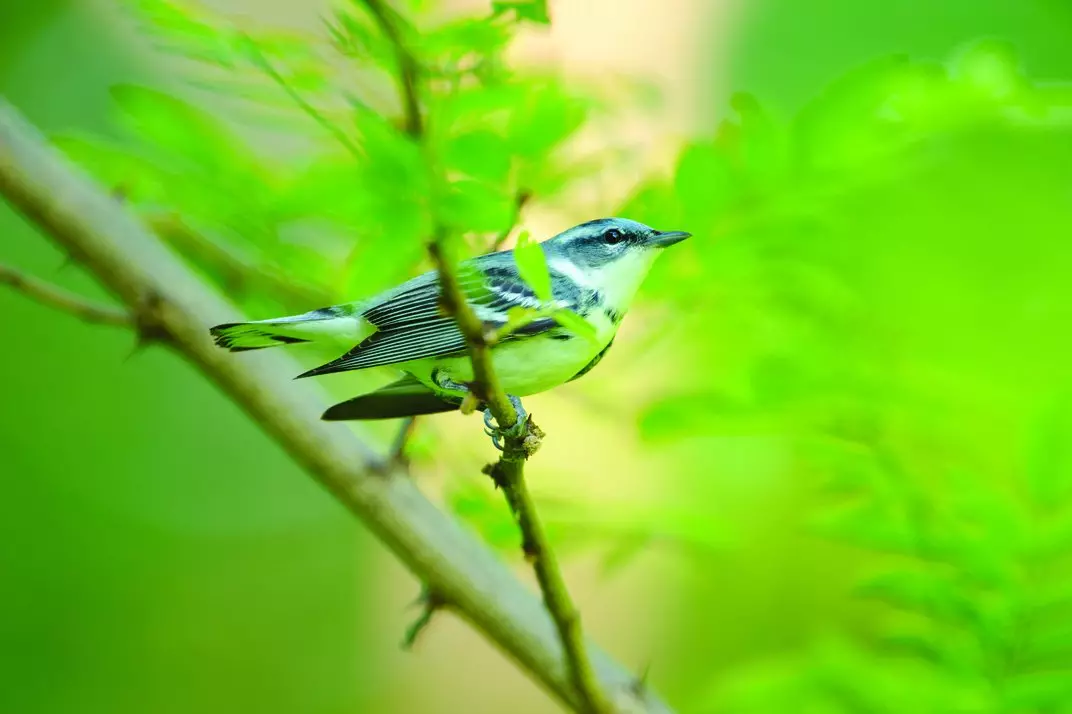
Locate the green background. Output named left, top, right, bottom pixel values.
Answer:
left=3, top=1, right=1072, bottom=712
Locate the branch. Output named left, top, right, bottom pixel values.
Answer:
left=241, top=37, right=365, bottom=159
left=359, top=3, right=612, bottom=710
left=492, top=190, right=532, bottom=251
left=0, top=99, right=671, bottom=714
left=360, top=0, right=423, bottom=138
left=429, top=235, right=611, bottom=714
left=0, top=262, right=131, bottom=327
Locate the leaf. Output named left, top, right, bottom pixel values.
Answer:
left=508, top=81, right=588, bottom=159
left=492, top=0, right=550, bottom=25
left=438, top=179, right=514, bottom=233
left=420, top=15, right=514, bottom=68
left=442, top=129, right=511, bottom=183
left=125, top=0, right=236, bottom=66
left=109, top=84, right=258, bottom=177
left=549, top=308, right=598, bottom=345
left=512, top=229, right=552, bottom=301
left=326, top=4, right=397, bottom=68
left=52, top=134, right=175, bottom=204
left=855, top=570, right=982, bottom=631
left=495, top=306, right=545, bottom=340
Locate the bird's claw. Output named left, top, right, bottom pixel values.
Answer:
left=482, top=396, right=527, bottom=450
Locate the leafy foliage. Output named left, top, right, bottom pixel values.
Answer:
left=47, top=1, right=1072, bottom=709
left=59, top=0, right=599, bottom=318
left=621, top=42, right=1072, bottom=713
left=57, top=0, right=625, bottom=562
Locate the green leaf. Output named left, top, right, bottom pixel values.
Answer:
left=109, top=84, right=258, bottom=177
left=508, top=81, right=588, bottom=159
left=438, top=179, right=514, bottom=233
left=52, top=134, right=175, bottom=205
left=442, top=129, right=511, bottom=183
left=125, top=0, right=236, bottom=67
left=550, top=308, right=598, bottom=344
left=495, top=306, right=545, bottom=340
left=420, top=16, right=514, bottom=67
left=492, top=0, right=550, bottom=25
left=512, top=230, right=552, bottom=301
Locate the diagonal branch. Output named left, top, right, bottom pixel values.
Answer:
left=0, top=98, right=671, bottom=714
left=0, top=262, right=131, bottom=327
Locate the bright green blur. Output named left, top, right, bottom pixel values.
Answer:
left=3, top=1, right=1072, bottom=713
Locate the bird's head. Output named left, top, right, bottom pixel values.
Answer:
left=542, top=217, right=691, bottom=310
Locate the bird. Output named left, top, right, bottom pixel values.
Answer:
left=209, top=217, right=690, bottom=445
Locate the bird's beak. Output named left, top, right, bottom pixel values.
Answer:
left=648, top=230, right=692, bottom=248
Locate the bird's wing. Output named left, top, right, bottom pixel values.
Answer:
left=298, top=254, right=560, bottom=378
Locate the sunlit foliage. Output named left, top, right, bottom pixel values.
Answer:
left=625, top=42, right=1072, bottom=713
left=51, top=1, right=1072, bottom=709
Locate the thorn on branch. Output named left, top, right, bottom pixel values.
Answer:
left=630, top=661, right=652, bottom=698
left=481, top=461, right=506, bottom=490
left=132, top=290, right=172, bottom=348
left=388, top=416, right=418, bottom=466
left=402, top=586, right=447, bottom=651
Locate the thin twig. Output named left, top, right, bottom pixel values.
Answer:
left=388, top=415, right=418, bottom=464
left=0, top=262, right=131, bottom=327
left=0, top=98, right=671, bottom=714
left=360, top=0, right=423, bottom=137
left=241, top=35, right=364, bottom=159
left=491, top=190, right=532, bottom=251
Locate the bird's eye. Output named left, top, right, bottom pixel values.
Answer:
left=603, top=228, right=624, bottom=244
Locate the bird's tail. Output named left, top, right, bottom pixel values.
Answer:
left=210, top=306, right=362, bottom=352
left=322, top=375, right=464, bottom=420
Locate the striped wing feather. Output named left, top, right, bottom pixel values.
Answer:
left=299, top=253, right=552, bottom=378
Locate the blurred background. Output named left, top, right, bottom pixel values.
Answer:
left=3, top=0, right=1072, bottom=712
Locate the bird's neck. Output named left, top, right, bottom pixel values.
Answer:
left=547, top=251, right=657, bottom=316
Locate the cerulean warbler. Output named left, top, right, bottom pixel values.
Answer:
left=210, top=217, right=690, bottom=436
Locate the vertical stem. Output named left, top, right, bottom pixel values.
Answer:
left=360, top=5, right=612, bottom=710
left=431, top=236, right=611, bottom=714
left=490, top=457, right=610, bottom=714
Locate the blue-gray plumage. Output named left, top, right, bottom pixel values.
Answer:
left=210, top=217, right=690, bottom=423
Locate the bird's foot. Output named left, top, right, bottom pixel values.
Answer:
left=483, top=395, right=527, bottom=451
